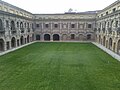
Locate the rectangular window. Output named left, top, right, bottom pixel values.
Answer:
left=101, top=14, right=103, bottom=17
left=113, top=8, right=116, bottom=13
left=116, top=21, right=118, bottom=27
left=36, top=24, right=39, bottom=28
left=54, top=24, right=58, bottom=28
left=88, top=24, right=92, bottom=28
left=106, top=12, right=108, bottom=15
left=45, top=24, right=49, bottom=28
left=6, top=20, right=9, bottom=28
left=71, top=24, right=75, bottom=28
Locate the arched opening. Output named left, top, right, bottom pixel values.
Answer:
left=79, top=34, right=84, bottom=40
left=32, top=34, right=34, bottom=41
left=103, top=36, right=106, bottom=46
left=20, top=36, right=24, bottom=45
left=27, top=35, right=30, bottom=43
left=106, top=40, right=108, bottom=48
left=6, top=42, right=10, bottom=50
left=17, top=39, right=19, bottom=46
left=11, top=37, right=16, bottom=48
left=62, top=34, right=67, bottom=40
left=36, top=34, right=40, bottom=40
left=0, top=39, right=4, bottom=51
left=0, top=19, right=3, bottom=31
left=20, top=22, right=24, bottom=33
left=99, top=35, right=101, bottom=44
left=113, top=42, right=116, bottom=52
left=25, top=38, right=27, bottom=44
left=71, top=34, right=75, bottom=39
left=87, top=34, right=91, bottom=40
left=117, top=40, right=120, bottom=55
left=11, top=21, right=16, bottom=34
left=53, top=34, right=60, bottom=41
left=44, top=34, right=50, bottom=41
left=109, top=38, right=112, bottom=50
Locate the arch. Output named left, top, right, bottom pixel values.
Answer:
left=113, top=42, right=116, bottom=52
left=32, top=34, right=34, bottom=41
left=6, top=41, right=10, bottom=50
left=103, top=36, right=106, bottom=46
left=20, top=22, right=23, bottom=28
left=27, top=35, right=30, bottom=43
left=0, top=19, right=3, bottom=30
left=44, top=34, right=50, bottom=41
left=87, top=34, right=91, bottom=40
left=20, top=22, right=24, bottom=33
left=36, top=34, right=40, bottom=40
left=117, top=40, right=120, bottom=55
left=79, top=34, right=84, bottom=40
left=20, top=36, right=24, bottom=45
left=99, top=35, right=101, bottom=44
left=11, top=21, right=15, bottom=30
left=53, top=34, right=60, bottom=41
left=11, top=37, right=16, bottom=48
left=106, top=40, right=108, bottom=48
left=11, top=21, right=16, bottom=34
left=71, top=34, right=75, bottom=39
left=25, top=38, right=27, bottom=44
left=17, top=39, right=20, bottom=46
left=0, top=39, right=4, bottom=51
left=62, top=34, right=67, bottom=40
left=109, top=38, right=112, bottom=50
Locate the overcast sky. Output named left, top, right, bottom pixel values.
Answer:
left=2, top=0, right=117, bottom=14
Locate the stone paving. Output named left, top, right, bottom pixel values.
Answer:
left=0, top=41, right=36, bottom=56
left=92, top=42, right=120, bottom=61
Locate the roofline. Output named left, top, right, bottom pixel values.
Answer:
left=0, top=0, right=33, bottom=15
left=98, top=0, right=120, bottom=14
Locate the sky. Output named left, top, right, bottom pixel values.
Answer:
left=2, top=0, right=117, bottom=14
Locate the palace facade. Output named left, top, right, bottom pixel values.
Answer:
left=0, top=0, right=120, bottom=55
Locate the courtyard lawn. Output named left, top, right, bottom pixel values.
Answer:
left=0, top=42, right=120, bottom=90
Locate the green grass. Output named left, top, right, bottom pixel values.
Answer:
left=0, top=42, right=120, bottom=90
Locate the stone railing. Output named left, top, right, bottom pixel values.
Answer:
left=11, top=29, right=16, bottom=34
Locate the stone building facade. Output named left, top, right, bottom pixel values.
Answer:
left=0, top=0, right=120, bottom=56
left=96, top=1, right=120, bottom=55
left=34, top=13, right=96, bottom=41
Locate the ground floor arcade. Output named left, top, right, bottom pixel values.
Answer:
left=0, top=34, right=34, bottom=52
left=35, top=33, right=95, bottom=41
left=96, top=34, right=120, bottom=55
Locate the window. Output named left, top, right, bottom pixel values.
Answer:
left=24, top=23, right=26, bottom=28
left=106, top=12, right=108, bottom=15
left=6, top=20, right=9, bottom=28
left=113, top=8, right=116, bottom=13
left=101, top=14, right=103, bottom=17
left=71, top=24, right=75, bottom=28
left=17, top=22, right=19, bottom=28
left=36, top=24, right=39, bottom=28
left=116, top=21, right=118, bottom=27
left=88, top=24, right=92, bottom=28
left=45, top=24, right=49, bottom=28
left=54, top=24, right=58, bottom=28
left=71, top=34, right=75, bottom=39
left=27, top=23, right=29, bottom=28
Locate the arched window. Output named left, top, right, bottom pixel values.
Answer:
left=0, top=19, right=3, bottom=30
